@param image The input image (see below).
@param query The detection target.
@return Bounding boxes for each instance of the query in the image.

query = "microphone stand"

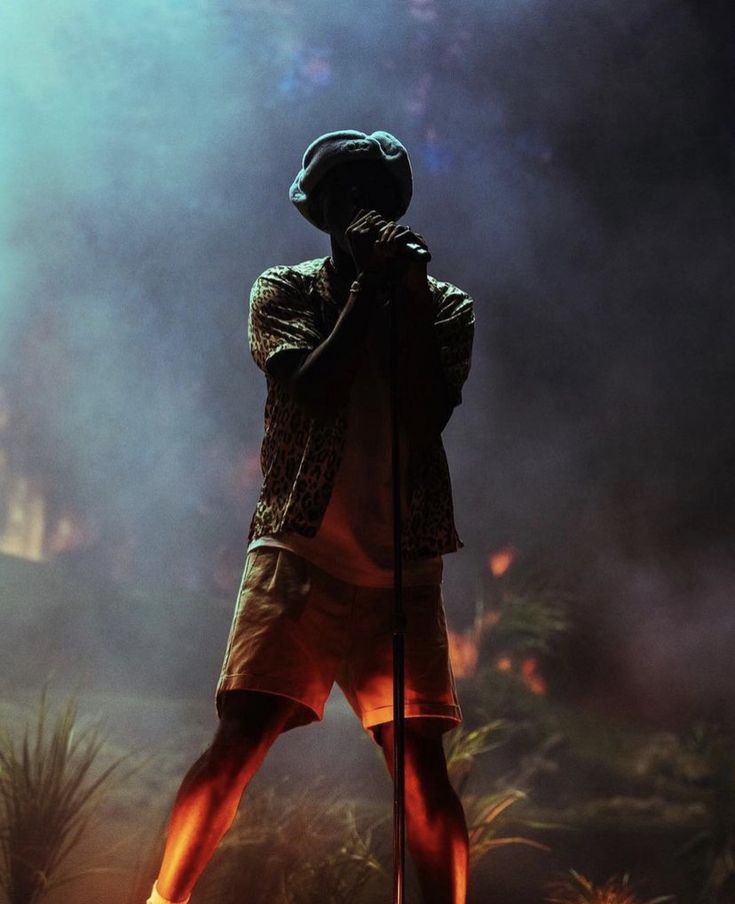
[386,242,432,904]
[387,270,406,904]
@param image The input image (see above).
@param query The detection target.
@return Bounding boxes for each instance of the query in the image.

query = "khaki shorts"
[215,546,462,742]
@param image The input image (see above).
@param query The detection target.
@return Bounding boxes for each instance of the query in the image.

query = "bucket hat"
[289,129,413,231]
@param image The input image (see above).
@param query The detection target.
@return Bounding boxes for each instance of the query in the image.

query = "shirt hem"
[247,535,443,587]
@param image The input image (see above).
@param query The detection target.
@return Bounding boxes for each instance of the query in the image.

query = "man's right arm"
[267,271,382,420]
[262,209,396,418]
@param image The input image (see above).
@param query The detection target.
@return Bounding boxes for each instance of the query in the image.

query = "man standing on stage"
[146,129,475,904]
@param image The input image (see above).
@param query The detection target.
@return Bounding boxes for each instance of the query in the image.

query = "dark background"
[1,0,734,727]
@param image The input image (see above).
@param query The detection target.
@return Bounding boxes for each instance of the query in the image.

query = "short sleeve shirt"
[247,256,475,560]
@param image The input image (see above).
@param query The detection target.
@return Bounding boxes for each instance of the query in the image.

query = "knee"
[407,770,452,820]
[206,712,267,776]
[211,692,296,764]
[376,718,448,749]
[201,726,248,784]
[377,722,454,812]
[376,719,449,758]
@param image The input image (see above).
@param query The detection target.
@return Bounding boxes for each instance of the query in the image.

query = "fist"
[345,209,429,286]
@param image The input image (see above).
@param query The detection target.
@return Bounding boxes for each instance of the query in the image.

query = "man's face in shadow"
[311,160,403,253]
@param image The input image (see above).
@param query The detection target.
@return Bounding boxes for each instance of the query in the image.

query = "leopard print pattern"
[247,256,475,559]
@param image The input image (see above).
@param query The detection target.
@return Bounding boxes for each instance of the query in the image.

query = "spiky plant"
[444,720,508,797]
[463,788,549,866]
[466,548,573,726]
[544,869,675,904]
[442,721,552,867]
[486,590,570,659]
[676,721,735,902]
[479,544,572,656]
[0,684,134,904]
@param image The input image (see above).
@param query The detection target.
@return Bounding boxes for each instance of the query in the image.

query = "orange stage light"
[447,630,479,678]
[488,545,517,578]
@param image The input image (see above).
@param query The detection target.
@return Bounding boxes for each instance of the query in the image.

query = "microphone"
[402,241,431,262]
[348,190,432,262]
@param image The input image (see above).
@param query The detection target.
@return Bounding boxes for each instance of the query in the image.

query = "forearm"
[287,273,380,417]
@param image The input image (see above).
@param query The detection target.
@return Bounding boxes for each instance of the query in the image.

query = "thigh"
[341,582,462,735]
[216,547,349,727]
[212,690,298,761]
[218,688,299,734]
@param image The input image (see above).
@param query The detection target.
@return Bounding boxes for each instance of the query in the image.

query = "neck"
[329,234,357,282]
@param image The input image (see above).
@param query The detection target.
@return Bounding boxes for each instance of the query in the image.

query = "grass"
[195,776,388,904]
[190,719,552,904]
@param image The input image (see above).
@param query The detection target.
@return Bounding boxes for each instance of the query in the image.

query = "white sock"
[146,879,191,904]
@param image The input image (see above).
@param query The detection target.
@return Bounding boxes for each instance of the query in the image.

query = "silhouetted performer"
[146,129,475,904]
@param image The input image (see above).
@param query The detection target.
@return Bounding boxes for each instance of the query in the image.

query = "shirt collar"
[313,255,354,310]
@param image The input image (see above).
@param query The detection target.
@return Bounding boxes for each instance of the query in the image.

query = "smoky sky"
[2,0,735,711]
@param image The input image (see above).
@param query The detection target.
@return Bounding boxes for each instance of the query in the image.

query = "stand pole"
[388,277,406,904]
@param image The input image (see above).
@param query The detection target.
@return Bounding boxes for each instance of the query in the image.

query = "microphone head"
[405,242,431,262]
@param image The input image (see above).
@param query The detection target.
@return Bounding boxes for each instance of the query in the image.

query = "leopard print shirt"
[247,256,475,559]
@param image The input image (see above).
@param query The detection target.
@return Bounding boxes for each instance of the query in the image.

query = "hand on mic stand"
[344,206,432,299]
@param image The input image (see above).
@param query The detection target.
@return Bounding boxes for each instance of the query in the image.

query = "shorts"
[215,546,462,742]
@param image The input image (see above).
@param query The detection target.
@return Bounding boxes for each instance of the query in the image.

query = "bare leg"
[155,692,299,903]
[378,720,469,904]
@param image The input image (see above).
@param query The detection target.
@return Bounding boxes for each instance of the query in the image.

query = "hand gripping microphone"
[349,187,432,262]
